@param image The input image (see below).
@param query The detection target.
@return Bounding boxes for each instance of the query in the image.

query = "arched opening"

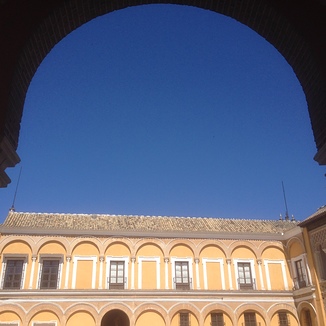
[101,309,130,326]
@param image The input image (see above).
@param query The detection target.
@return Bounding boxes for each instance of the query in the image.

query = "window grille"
[278,312,290,326]
[180,312,190,326]
[211,312,224,326]
[40,260,60,289]
[244,312,257,326]
[3,259,24,290]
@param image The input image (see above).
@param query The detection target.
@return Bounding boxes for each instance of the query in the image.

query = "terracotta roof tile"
[1,211,298,235]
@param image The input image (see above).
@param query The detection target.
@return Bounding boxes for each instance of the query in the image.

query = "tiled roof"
[0,211,298,236]
[298,205,326,226]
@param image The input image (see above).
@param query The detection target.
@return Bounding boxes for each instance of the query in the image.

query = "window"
[238,262,254,290]
[109,261,125,289]
[180,312,190,326]
[0,323,19,326]
[278,312,290,326]
[40,260,60,289]
[211,312,224,326]
[318,245,326,279]
[33,323,57,326]
[175,261,190,290]
[3,259,25,289]
[295,259,306,288]
[244,312,257,326]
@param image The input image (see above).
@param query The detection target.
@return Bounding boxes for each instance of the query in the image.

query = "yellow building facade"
[0,211,322,326]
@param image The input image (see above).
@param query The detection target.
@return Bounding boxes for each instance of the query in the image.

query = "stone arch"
[2,0,326,186]
[0,237,33,255]
[70,237,101,255]
[26,303,63,326]
[258,241,287,259]
[101,309,130,326]
[201,302,236,325]
[99,302,133,322]
[166,239,196,257]
[103,238,133,256]
[230,241,258,259]
[134,303,168,325]
[235,303,268,324]
[134,238,165,257]
[64,303,98,324]
[36,238,68,255]
[285,236,305,258]
[169,302,201,323]
[296,301,318,325]
[198,240,228,258]
[0,304,25,325]
[268,303,299,325]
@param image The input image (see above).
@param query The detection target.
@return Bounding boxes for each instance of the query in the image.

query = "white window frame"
[0,323,20,326]
[137,256,160,289]
[72,256,97,289]
[0,255,28,290]
[264,259,289,290]
[233,259,256,290]
[36,255,63,290]
[171,257,193,290]
[202,258,225,290]
[106,256,129,290]
[291,253,311,288]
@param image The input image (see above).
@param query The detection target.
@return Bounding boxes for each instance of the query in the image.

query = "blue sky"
[1,4,325,223]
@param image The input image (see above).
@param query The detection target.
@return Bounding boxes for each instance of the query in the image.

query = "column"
[226,259,233,290]
[64,255,71,289]
[29,255,37,289]
[98,256,104,289]
[194,258,200,289]
[131,257,136,289]
[164,258,169,289]
[257,259,265,290]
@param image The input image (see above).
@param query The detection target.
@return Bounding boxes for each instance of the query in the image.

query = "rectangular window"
[278,312,289,326]
[33,323,57,326]
[109,261,125,289]
[179,312,190,326]
[244,312,257,326]
[0,323,19,326]
[3,259,24,289]
[238,262,254,289]
[295,259,306,288]
[211,312,224,326]
[40,260,60,289]
[175,262,190,290]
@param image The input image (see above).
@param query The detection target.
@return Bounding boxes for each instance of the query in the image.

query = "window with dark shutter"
[180,312,190,326]
[40,260,60,289]
[3,259,24,289]
[211,312,224,326]
[244,312,257,326]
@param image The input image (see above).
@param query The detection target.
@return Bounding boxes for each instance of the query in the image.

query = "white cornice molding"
[0,226,293,241]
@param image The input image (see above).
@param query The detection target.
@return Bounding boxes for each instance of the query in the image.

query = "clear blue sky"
[1,4,325,223]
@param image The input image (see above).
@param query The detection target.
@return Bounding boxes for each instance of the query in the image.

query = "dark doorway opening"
[101,309,130,326]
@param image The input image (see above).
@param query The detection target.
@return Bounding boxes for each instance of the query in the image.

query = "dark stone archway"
[101,309,130,326]
[1,0,326,186]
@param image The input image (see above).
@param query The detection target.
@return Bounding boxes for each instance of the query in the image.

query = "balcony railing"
[107,277,127,290]
[173,277,192,290]
[293,275,309,290]
[237,278,256,290]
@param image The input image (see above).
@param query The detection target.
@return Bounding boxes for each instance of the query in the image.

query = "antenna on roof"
[10,166,22,212]
[281,181,290,221]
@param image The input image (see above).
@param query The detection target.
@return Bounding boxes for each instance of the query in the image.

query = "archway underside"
[0,0,326,187]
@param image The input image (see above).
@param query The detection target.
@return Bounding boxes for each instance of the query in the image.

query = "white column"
[195,258,200,289]
[131,257,136,289]
[164,258,169,289]
[98,256,104,289]
[226,259,233,290]
[64,256,71,289]
[281,261,289,290]
[257,259,265,290]
[29,255,37,289]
